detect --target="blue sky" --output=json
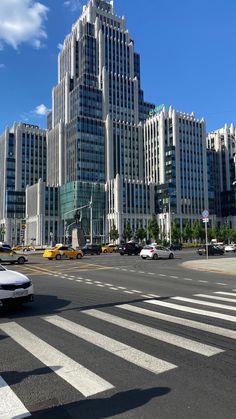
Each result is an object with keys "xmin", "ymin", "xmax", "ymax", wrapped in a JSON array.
[{"xmin": 0, "ymin": 0, "xmax": 236, "ymax": 133}]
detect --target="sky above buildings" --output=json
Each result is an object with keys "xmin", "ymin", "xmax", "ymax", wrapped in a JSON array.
[{"xmin": 0, "ymin": 0, "xmax": 235, "ymax": 133}]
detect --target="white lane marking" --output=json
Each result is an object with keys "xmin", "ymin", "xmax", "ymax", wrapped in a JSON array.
[
  {"xmin": 76, "ymin": 279, "xmax": 83, "ymax": 282},
  {"xmin": 94, "ymin": 281, "xmax": 101, "ymax": 284},
  {"xmin": 215, "ymin": 292, "xmax": 236, "ymax": 297},
  {"xmin": 172, "ymin": 296, "xmax": 236, "ymax": 312},
  {"xmin": 158, "ymin": 274, "xmax": 166, "ymax": 277},
  {"xmin": 105, "ymin": 283, "xmax": 113, "ymax": 286},
  {"xmin": 109, "ymin": 287, "xmax": 119, "ymax": 291},
  {"xmin": 62, "ymin": 274, "xmax": 69, "ymax": 276},
  {"xmin": 198, "ymin": 280, "xmax": 208, "ymax": 283},
  {"xmin": 0, "ymin": 375, "xmax": 30, "ymax": 418},
  {"xmin": 85, "ymin": 310, "xmax": 223, "ymax": 357},
  {"xmin": 129, "ymin": 270, "xmax": 136, "ymax": 273},
  {"xmin": 68, "ymin": 278, "xmax": 74, "ymax": 281},
  {"xmin": 170, "ymin": 276, "xmax": 178, "ymax": 279},
  {"xmin": 148, "ymin": 272, "xmax": 155, "ymax": 275},
  {"xmin": 96, "ymin": 284, "xmax": 105, "ymax": 288},
  {"xmin": 123, "ymin": 290, "xmax": 134, "ymax": 294},
  {"xmin": 85, "ymin": 282, "xmax": 93, "ymax": 285},
  {"xmin": 78, "ymin": 277, "xmax": 84, "ymax": 280},
  {"xmin": 138, "ymin": 271, "xmax": 145, "ymax": 274},
  {"xmin": 194, "ymin": 294, "xmax": 236, "ymax": 304},
  {"xmin": 131, "ymin": 290, "xmax": 142, "ymax": 293},
  {"xmin": 85, "ymin": 279, "xmax": 92, "ymax": 282},
  {"xmin": 216, "ymin": 283, "xmax": 227, "ymax": 286},
  {"xmin": 145, "ymin": 299, "xmax": 236, "ymax": 323},
  {"xmin": 148, "ymin": 294, "xmax": 160, "ymax": 298},
  {"xmin": 119, "ymin": 304, "xmax": 236, "ymax": 340},
  {"xmin": 121, "ymin": 269, "xmax": 127, "ymax": 271},
  {"xmin": 44, "ymin": 315, "xmax": 177, "ymax": 375},
  {"xmin": 0, "ymin": 322, "xmax": 113, "ymax": 398},
  {"xmin": 70, "ymin": 276, "xmax": 76, "ymax": 278},
  {"xmin": 117, "ymin": 286, "xmax": 126, "ymax": 290},
  {"xmin": 183, "ymin": 278, "xmax": 192, "ymax": 281}
]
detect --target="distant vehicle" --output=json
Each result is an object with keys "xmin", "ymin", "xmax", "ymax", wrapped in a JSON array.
[
  {"xmin": 101, "ymin": 244, "xmax": 116, "ymax": 253},
  {"xmin": 224, "ymin": 244, "xmax": 236, "ymax": 252},
  {"xmin": 43, "ymin": 245, "xmax": 84, "ymax": 260},
  {"xmin": 140, "ymin": 245, "xmax": 174, "ymax": 260},
  {"xmin": 0, "ymin": 243, "xmax": 11, "ymax": 249},
  {"xmin": 0, "ymin": 265, "xmax": 33, "ymax": 306},
  {"xmin": 197, "ymin": 245, "xmax": 224, "ymax": 256},
  {"xmin": 12, "ymin": 245, "xmax": 35, "ymax": 253},
  {"xmin": 118, "ymin": 242, "xmax": 142, "ymax": 256},
  {"xmin": 169, "ymin": 243, "xmax": 182, "ymax": 251},
  {"xmin": 80, "ymin": 244, "xmax": 101, "ymax": 255},
  {"xmin": 0, "ymin": 247, "xmax": 28, "ymax": 264}
]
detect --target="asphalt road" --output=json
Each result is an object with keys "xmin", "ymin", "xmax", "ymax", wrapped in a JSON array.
[{"xmin": 0, "ymin": 250, "xmax": 236, "ymax": 418}]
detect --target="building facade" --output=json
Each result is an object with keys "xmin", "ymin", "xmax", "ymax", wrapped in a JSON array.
[
  {"xmin": 207, "ymin": 124, "xmax": 236, "ymax": 228},
  {"xmin": 144, "ymin": 106, "xmax": 209, "ymax": 238},
  {"xmin": 0, "ymin": 123, "xmax": 47, "ymax": 245},
  {"xmin": 47, "ymin": 0, "xmax": 154, "ymax": 240}
]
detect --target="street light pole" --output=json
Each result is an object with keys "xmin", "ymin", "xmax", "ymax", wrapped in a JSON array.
[
  {"xmin": 169, "ymin": 199, "xmax": 172, "ymax": 246},
  {"xmin": 90, "ymin": 195, "xmax": 93, "ymax": 244}
]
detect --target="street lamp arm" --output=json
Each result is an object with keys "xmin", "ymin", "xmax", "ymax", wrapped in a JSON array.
[{"xmin": 64, "ymin": 203, "xmax": 91, "ymax": 218}]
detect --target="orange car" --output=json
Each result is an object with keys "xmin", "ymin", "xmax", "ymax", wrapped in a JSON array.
[{"xmin": 43, "ymin": 245, "xmax": 84, "ymax": 260}]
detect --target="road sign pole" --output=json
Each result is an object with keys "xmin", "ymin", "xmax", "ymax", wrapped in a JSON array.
[{"xmin": 205, "ymin": 221, "xmax": 208, "ymax": 260}]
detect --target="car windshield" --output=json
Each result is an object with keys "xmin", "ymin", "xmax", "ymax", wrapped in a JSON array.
[{"xmin": 144, "ymin": 246, "xmax": 153, "ymax": 249}]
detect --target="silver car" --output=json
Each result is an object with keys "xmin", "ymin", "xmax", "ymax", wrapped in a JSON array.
[{"xmin": 140, "ymin": 245, "xmax": 174, "ymax": 260}]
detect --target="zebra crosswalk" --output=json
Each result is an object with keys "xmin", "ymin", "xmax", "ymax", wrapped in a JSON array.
[{"xmin": 0, "ymin": 289, "xmax": 236, "ymax": 418}]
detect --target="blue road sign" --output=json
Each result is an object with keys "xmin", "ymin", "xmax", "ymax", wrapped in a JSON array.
[{"xmin": 202, "ymin": 210, "xmax": 209, "ymax": 218}]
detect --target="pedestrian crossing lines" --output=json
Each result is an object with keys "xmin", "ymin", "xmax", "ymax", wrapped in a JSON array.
[{"xmin": 0, "ymin": 290, "xmax": 236, "ymax": 418}]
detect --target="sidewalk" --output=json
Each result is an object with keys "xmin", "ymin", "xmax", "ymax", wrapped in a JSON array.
[{"xmin": 182, "ymin": 257, "xmax": 236, "ymax": 276}]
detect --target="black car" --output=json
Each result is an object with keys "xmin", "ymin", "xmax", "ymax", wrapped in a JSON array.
[
  {"xmin": 197, "ymin": 245, "xmax": 224, "ymax": 256},
  {"xmin": 80, "ymin": 244, "xmax": 101, "ymax": 255},
  {"xmin": 169, "ymin": 243, "xmax": 182, "ymax": 251},
  {"xmin": 118, "ymin": 242, "xmax": 142, "ymax": 256}
]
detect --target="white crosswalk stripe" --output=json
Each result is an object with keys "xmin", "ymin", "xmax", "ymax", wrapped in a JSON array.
[
  {"xmin": 214, "ymin": 291, "xmax": 236, "ymax": 297},
  {"xmin": 0, "ymin": 322, "xmax": 113, "ymax": 398},
  {"xmin": 83, "ymin": 309, "xmax": 223, "ymax": 356},
  {"xmin": 172, "ymin": 296, "xmax": 236, "ymax": 312},
  {"xmin": 194, "ymin": 294, "xmax": 236, "ymax": 303},
  {"xmin": 118, "ymin": 303, "xmax": 236, "ymax": 340},
  {"xmin": 43, "ymin": 315, "xmax": 177, "ymax": 375},
  {"xmin": 145, "ymin": 299, "xmax": 236, "ymax": 322},
  {"xmin": 0, "ymin": 376, "xmax": 30, "ymax": 418}
]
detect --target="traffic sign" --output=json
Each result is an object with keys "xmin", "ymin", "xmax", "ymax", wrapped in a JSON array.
[
  {"xmin": 202, "ymin": 218, "xmax": 209, "ymax": 223},
  {"xmin": 202, "ymin": 210, "xmax": 209, "ymax": 218}
]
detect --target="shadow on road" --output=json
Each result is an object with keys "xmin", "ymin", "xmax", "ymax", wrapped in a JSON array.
[
  {"xmin": 1, "ymin": 366, "xmax": 61, "ymax": 386},
  {"xmin": 31, "ymin": 386, "xmax": 171, "ymax": 418}
]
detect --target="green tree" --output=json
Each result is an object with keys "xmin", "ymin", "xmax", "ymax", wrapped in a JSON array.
[
  {"xmin": 136, "ymin": 227, "xmax": 147, "ymax": 243},
  {"xmin": 124, "ymin": 223, "xmax": 133, "ymax": 241},
  {"xmin": 221, "ymin": 224, "xmax": 233, "ymax": 243},
  {"xmin": 109, "ymin": 222, "xmax": 119, "ymax": 242},
  {"xmin": 183, "ymin": 221, "xmax": 192, "ymax": 242},
  {"xmin": 148, "ymin": 214, "xmax": 159, "ymax": 242},
  {"xmin": 192, "ymin": 220, "xmax": 204, "ymax": 242},
  {"xmin": 171, "ymin": 220, "xmax": 181, "ymax": 242}
]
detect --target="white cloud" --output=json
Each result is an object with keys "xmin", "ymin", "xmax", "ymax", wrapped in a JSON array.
[
  {"xmin": 35, "ymin": 104, "xmax": 51, "ymax": 116},
  {"xmin": 57, "ymin": 43, "xmax": 63, "ymax": 51},
  {"xmin": 64, "ymin": 0, "xmax": 83, "ymax": 12},
  {"xmin": 0, "ymin": 0, "xmax": 49, "ymax": 50}
]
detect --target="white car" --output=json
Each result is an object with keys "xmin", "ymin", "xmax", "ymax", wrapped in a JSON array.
[
  {"xmin": 140, "ymin": 245, "xmax": 174, "ymax": 260},
  {"xmin": 0, "ymin": 246, "xmax": 28, "ymax": 264},
  {"xmin": 224, "ymin": 244, "xmax": 236, "ymax": 252},
  {"xmin": 0, "ymin": 265, "xmax": 34, "ymax": 306}
]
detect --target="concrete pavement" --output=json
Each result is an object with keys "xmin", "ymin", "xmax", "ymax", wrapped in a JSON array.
[{"xmin": 182, "ymin": 257, "xmax": 236, "ymax": 276}]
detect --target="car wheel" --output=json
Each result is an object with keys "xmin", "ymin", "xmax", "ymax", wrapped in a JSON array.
[
  {"xmin": 18, "ymin": 257, "xmax": 25, "ymax": 264},
  {"xmin": 141, "ymin": 256, "xmax": 145, "ymax": 259},
  {"xmin": 120, "ymin": 253, "xmax": 124, "ymax": 256},
  {"xmin": 169, "ymin": 253, "xmax": 174, "ymax": 259},
  {"xmin": 153, "ymin": 254, "xmax": 158, "ymax": 260},
  {"xmin": 76, "ymin": 254, "xmax": 82, "ymax": 259},
  {"xmin": 56, "ymin": 254, "xmax": 61, "ymax": 260},
  {"xmin": 48, "ymin": 258, "xmax": 53, "ymax": 260},
  {"xmin": 103, "ymin": 250, "xmax": 107, "ymax": 253}
]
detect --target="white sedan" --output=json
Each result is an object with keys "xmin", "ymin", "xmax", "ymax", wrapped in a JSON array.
[
  {"xmin": 0, "ymin": 246, "xmax": 28, "ymax": 264},
  {"xmin": 140, "ymin": 245, "xmax": 174, "ymax": 260},
  {"xmin": 0, "ymin": 265, "xmax": 34, "ymax": 306},
  {"xmin": 224, "ymin": 244, "xmax": 236, "ymax": 252}
]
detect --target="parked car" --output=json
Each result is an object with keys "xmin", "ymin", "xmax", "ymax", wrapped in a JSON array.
[
  {"xmin": 101, "ymin": 244, "xmax": 117, "ymax": 253},
  {"xmin": 140, "ymin": 245, "xmax": 174, "ymax": 260},
  {"xmin": 197, "ymin": 245, "xmax": 224, "ymax": 256},
  {"xmin": 118, "ymin": 242, "xmax": 142, "ymax": 256},
  {"xmin": 0, "ymin": 265, "xmax": 34, "ymax": 306},
  {"xmin": 169, "ymin": 243, "xmax": 182, "ymax": 251},
  {"xmin": 0, "ymin": 247, "xmax": 28, "ymax": 264},
  {"xmin": 224, "ymin": 244, "xmax": 236, "ymax": 252},
  {"xmin": 43, "ymin": 245, "xmax": 84, "ymax": 260},
  {"xmin": 80, "ymin": 244, "xmax": 102, "ymax": 255}
]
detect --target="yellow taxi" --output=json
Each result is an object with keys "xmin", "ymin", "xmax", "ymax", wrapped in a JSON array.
[
  {"xmin": 43, "ymin": 244, "xmax": 84, "ymax": 260},
  {"xmin": 12, "ymin": 245, "xmax": 35, "ymax": 253},
  {"xmin": 101, "ymin": 244, "xmax": 117, "ymax": 253}
]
